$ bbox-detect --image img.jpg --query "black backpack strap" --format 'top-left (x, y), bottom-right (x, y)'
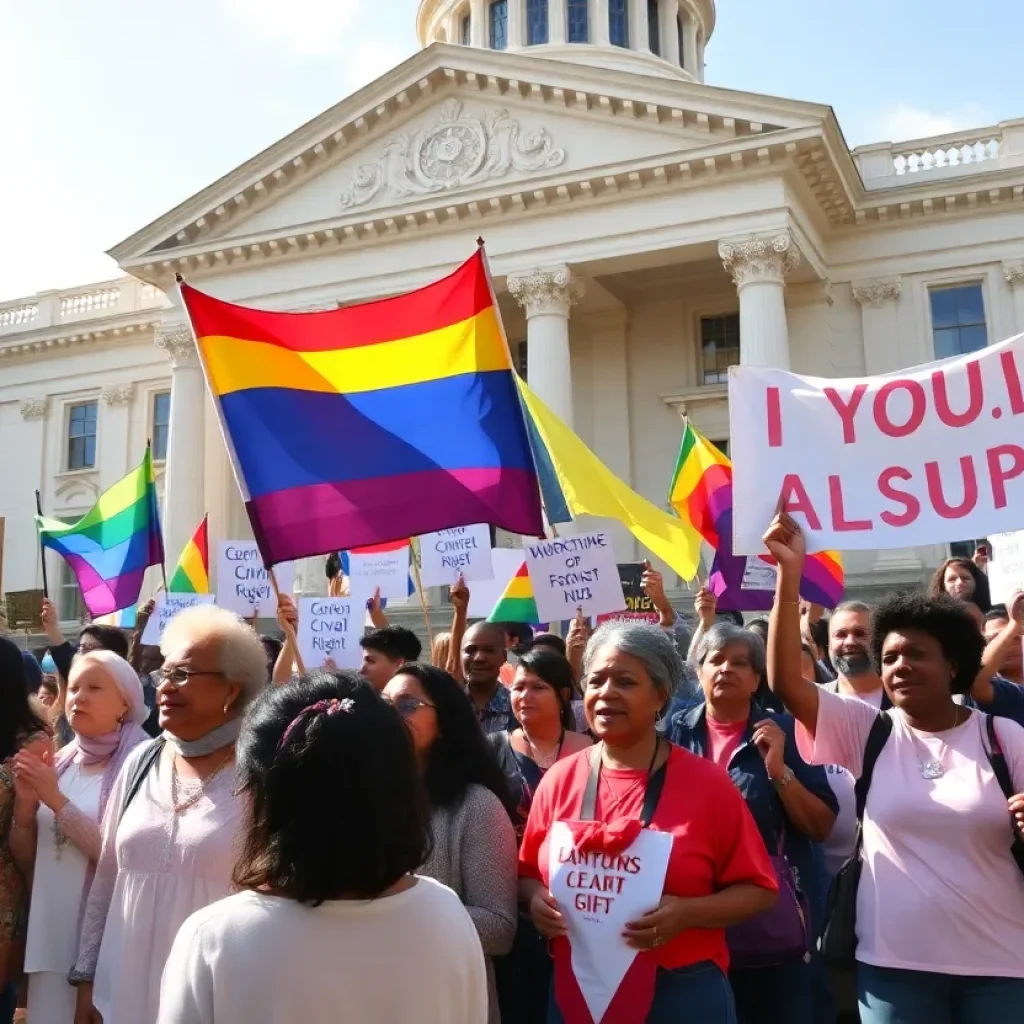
top-left (119, 737), bottom-right (165, 825)
top-left (854, 713), bottom-right (893, 822)
top-left (983, 715), bottom-right (1014, 800)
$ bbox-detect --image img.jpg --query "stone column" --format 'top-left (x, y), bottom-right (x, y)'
top-left (100, 383), bottom-right (135, 482)
top-left (1004, 262), bottom-right (1024, 334)
top-left (660, 0), bottom-right (680, 63)
top-left (508, 0), bottom-right (525, 47)
top-left (593, 0), bottom-right (610, 45)
top-left (155, 319), bottom-right (206, 575)
top-left (718, 231), bottom-right (800, 370)
top-left (470, 0), bottom-right (487, 46)
top-left (508, 266), bottom-right (584, 429)
top-left (682, 7), bottom-right (698, 70)
top-left (852, 278), bottom-right (903, 374)
top-left (550, 0), bottom-right (568, 43)
top-left (20, 398), bottom-right (53, 593)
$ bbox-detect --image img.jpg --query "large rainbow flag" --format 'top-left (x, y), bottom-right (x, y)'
top-left (168, 516), bottom-right (209, 593)
top-left (36, 448), bottom-right (164, 618)
top-left (668, 423), bottom-right (843, 610)
top-left (180, 252), bottom-right (544, 565)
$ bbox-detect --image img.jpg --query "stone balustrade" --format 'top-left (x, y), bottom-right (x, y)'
top-left (0, 277), bottom-right (167, 337)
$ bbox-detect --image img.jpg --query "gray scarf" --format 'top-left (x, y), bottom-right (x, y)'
top-left (163, 715), bottom-right (242, 757)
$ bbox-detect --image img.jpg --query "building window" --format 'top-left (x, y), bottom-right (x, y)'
top-left (647, 0), bottom-right (659, 55)
top-left (567, 0), bottom-right (588, 42)
top-left (152, 392), bottom-right (171, 461)
top-left (700, 314), bottom-right (740, 385)
top-left (489, 0), bottom-right (508, 48)
top-left (609, 0), bottom-right (628, 46)
top-left (67, 401), bottom-right (98, 471)
top-left (527, 0), bottom-right (548, 43)
top-left (713, 439), bottom-right (729, 460)
top-left (514, 339), bottom-right (528, 380)
top-left (460, 11), bottom-right (471, 44)
top-left (677, 14), bottom-right (684, 65)
top-left (57, 517), bottom-right (86, 623)
top-left (949, 538), bottom-right (986, 561)
top-left (929, 284), bottom-right (987, 359)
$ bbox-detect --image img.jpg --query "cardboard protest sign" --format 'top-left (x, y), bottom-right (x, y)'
top-left (6, 590), bottom-right (44, 632)
top-left (141, 594), bottom-right (216, 644)
top-left (596, 564), bottom-right (659, 626)
top-left (216, 542), bottom-right (294, 617)
top-left (297, 597), bottom-right (362, 670)
top-left (988, 531), bottom-right (1024, 605)
top-left (418, 524), bottom-right (493, 587)
top-left (467, 548), bottom-right (524, 618)
top-left (523, 531), bottom-right (625, 624)
top-left (730, 333), bottom-right (1024, 553)
top-left (348, 543), bottom-right (411, 601)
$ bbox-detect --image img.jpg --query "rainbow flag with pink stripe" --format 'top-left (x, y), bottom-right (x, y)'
top-left (36, 448), bottom-right (164, 618)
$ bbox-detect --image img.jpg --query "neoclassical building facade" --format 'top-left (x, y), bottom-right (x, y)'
top-left (4, 0), bottom-right (1024, 627)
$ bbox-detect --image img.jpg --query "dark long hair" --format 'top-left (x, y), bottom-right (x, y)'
top-left (0, 638), bottom-right (48, 762)
top-left (396, 663), bottom-right (516, 819)
top-left (927, 557), bottom-right (991, 613)
top-left (514, 647), bottom-right (575, 732)
top-left (233, 671), bottom-right (431, 905)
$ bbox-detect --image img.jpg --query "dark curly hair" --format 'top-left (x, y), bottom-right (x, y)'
top-left (394, 663), bottom-right (516, 820)
top-left (926, 557), bottom-right (991, 613)
top-left (871, 592), bottom-right (984, 695)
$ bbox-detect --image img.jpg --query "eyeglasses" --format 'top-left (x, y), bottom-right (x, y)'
top-left (157, 666), bottom-right (227, 686)
top-left (382, 694), bottom-right (435, 718)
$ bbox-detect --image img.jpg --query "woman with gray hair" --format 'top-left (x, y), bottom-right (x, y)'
top-left (71, 605), bottom-right (268, 1024)
top-left (519, 621), bottom-right (778, 1023)
top-left (667, 622), bottom-right (837, 1024)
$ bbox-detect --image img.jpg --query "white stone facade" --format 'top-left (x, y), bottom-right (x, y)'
top-left (5, 9), bottom-right (1024, 625)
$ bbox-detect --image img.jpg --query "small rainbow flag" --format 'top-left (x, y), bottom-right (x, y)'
top-left (94, 606), bottom-right (138, 629)
top-left (36, 448), bottom-right (164, 618)
top-left (168, 516), bottom-right (210, 593)
top-left (488, 562), bottom-right (539, 624)
top-left (668, 423), bottom-right (843, 610)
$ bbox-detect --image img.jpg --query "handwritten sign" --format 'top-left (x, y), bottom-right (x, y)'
top-left (988, 531), bottom-right (1024, 604)
top-left (418, 524), bottom-right (493, 587)
top-left (596, 564), bottom-right (659, 626)
top-left (523, 531), bottom-right (625, 623)
top-left (548, 822), bottom-right (671, 1024)
top-left (6, 590), bottom-right (44, 632)
top-left (216, 542), bottom-right (294, 617)
top-left (348, 544), bottom-right (410, 601)
top-left (741, 557), bottom-right (778, 591)
top-left (297, 597), bottom-right (362, 670)
top-left (141, 594), bottom-right (216, 644)
top-left (730, 332), bottom-right (1024, 553)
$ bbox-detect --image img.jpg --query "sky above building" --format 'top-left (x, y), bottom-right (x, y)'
top-left (0, 0), bottom-right (1019, 300)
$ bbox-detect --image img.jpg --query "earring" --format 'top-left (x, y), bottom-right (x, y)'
top-left (117, 712), bottom-right (125, 725)
top-left (223, 701), bottom-right (231, 715)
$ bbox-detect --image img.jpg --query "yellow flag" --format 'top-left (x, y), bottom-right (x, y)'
top-left (516, 377), bottom-right (702, 581)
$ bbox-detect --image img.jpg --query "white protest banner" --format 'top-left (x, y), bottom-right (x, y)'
top-left (297, 597), bottom-right (362, 670)
top-left (467, 547), bottom-right (524, 618)
top-left (988, 532), bottom-right (1024, 605)
top-left (548, 822), bottom-right (671, 1024)
top-left (523, 531), bottom-right (625, 623)
top-left (730, 332), bottom-right (1024, 554)
top-left (141, 594), bottom-right (217, 644)
top-left (216, 542), bottom-right (294, 617)
top-left (348, 543), bottom-right (410, 601)
top-left (418, 524), bottom-right (494, 587)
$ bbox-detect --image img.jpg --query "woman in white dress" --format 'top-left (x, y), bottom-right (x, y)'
top-left (71, 605), bottom-right (269, 1024)
top-left (7, 651), bottom-right (149, 1024)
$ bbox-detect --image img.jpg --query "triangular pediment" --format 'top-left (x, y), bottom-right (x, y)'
top-left (110, 44), bottom-right (837, 272)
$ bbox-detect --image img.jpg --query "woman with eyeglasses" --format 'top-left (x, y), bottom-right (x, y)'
top-left (382, 664), bottom-right (518, 1024)
top-left (71, 606), bottom-right (268, 1024)
top-left (7, 652), bottom-right (148, 1024)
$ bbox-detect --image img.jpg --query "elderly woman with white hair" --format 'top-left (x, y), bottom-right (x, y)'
top-left (70, 605), bottom-right (268, 1024)
top-left (667, 622), bottom-right (838, 1024)
top-left (519, 621), bottom-right (778, 1023)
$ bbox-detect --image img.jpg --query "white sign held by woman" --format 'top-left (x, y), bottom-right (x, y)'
top-left (297, 598), bottom-right (362, 670)
top-left (141, 594), bottom-right (217, 644)
top-left (216, 542), bottom-right (294, 617)
top-left (524, 531), bottom-right (625, 623)
top-left (418, 524), bottom-right (494, 587)
top-left (729, 332), bottom-right (1024, 554)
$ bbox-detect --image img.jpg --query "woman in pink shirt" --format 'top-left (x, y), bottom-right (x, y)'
top-left (764, 512), bottom-right (1024, 1024)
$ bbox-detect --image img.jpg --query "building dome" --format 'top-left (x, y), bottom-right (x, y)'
top-left (417, 0), bottom-right (714, 82)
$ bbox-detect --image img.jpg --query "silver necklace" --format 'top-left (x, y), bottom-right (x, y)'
top-left (170, 751), bottom-right (233, 815)
top-left (909, 705), bottom-right (963, 779)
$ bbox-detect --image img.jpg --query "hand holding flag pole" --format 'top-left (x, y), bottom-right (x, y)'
top-left (267, 567), bottom-right (305, 675)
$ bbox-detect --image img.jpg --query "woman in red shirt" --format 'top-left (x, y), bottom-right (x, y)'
top-left (519, 621), bottom-right (778, 1024)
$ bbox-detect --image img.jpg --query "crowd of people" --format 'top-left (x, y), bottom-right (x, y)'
top-left (0, 533), bottom-right (1023, 1024)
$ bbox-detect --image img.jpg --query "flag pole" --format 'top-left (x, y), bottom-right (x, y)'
top-left (409, 539), bottom-right (434, 649)
top-left (34, 491), bottom-right (49, 598)
top-left (146, 438), bottom-right (169, 595)
top-left (266, 565), bottom-right (305, 674)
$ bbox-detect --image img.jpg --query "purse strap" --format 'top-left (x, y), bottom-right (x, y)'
top-left (851, 712), bottom-right (893, 855)
top-left (580, 742), bottom-right (668, 826)
top-left (982, 714), bottom-right (1014, 799)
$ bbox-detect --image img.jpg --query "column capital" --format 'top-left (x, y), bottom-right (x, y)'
top-left (20, 397), bottom-right (49, 420)
top-left (155, 319), bottom-right (196, 367)
top-left (718, 231), bottom-right (800, 289)
top-left (102, 383), bottom-right (135, 407)
top-left (852, 278), bottom-right (903, 308)
top-left (507, 266), bottom-right (585, 318)
top-left (1003, 261), bottom-right (1024, 287)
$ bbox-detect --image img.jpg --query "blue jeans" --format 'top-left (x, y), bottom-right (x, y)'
top-left (858, 963), bottom-right (1024, 1024)
top-left (731, 960), bottom-right (814, 1024)
top-left (548, 960), bottom-right (737, 1023)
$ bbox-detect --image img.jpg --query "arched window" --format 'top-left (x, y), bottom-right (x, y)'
top-left (567, 0), bottom-right (588, 42)
top-left (527, 0), bottom-right (549, 44)
top-left (460, 11), bottom-right (471, 44)
top-left (489, 0), bottom-right (508, 49)
top-left (647, 0), bottom-right (660, 55)
top-left (608, 0), bottom-right (628, 46)
top-left (677, 13), bottom-right (684, 66)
